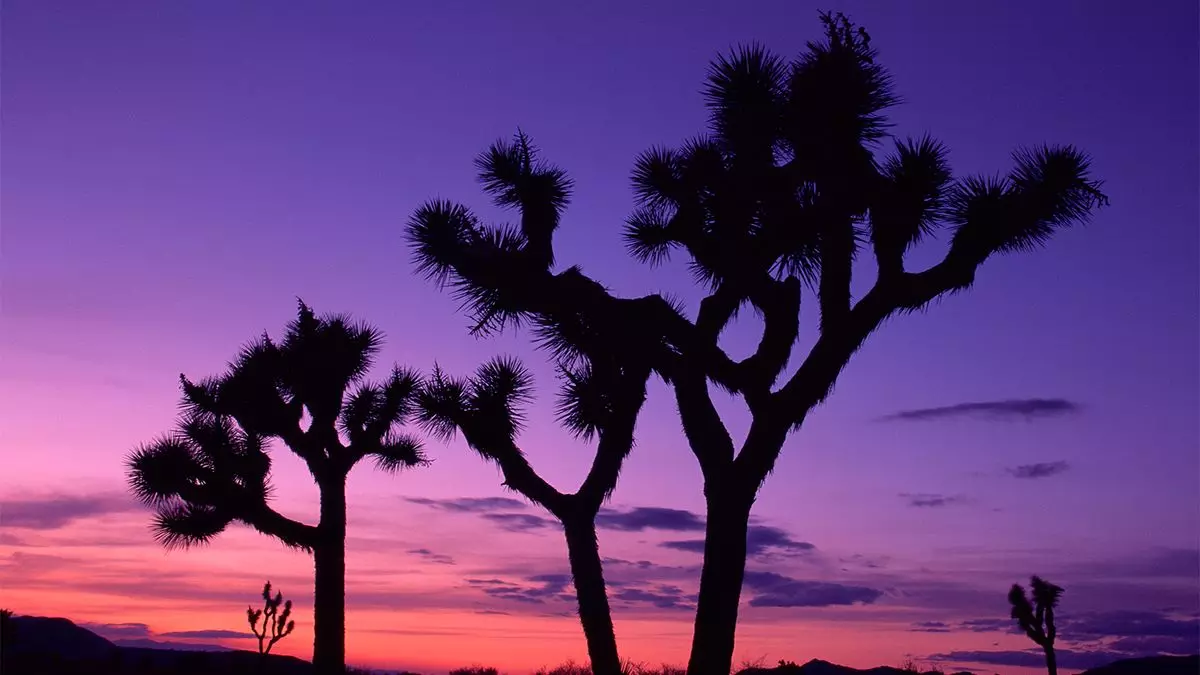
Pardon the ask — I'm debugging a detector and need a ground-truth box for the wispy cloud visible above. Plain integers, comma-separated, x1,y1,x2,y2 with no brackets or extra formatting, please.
159,629,255,639
930,649,1121,670
480,513,557,532
742,571,882,608
881,398,1080,422
899,493,968,508
1071,548,1200,580
596,507,705,532
662,525,814,560
957,618,1019,633
470,574,573,605
1007,461,1070,479
404,496,527,512
910,620,951,633
408,548,456,565
81,622,152,640
1066,609,1200,640
1,493,145,529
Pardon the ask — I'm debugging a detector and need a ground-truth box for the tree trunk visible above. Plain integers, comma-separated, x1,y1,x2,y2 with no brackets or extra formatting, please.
687,482,753,675
1043,644,1057,675
313,474,347,675
563,515,622,675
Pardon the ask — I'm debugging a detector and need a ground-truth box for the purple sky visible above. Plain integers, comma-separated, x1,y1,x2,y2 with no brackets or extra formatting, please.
3,1,1197,672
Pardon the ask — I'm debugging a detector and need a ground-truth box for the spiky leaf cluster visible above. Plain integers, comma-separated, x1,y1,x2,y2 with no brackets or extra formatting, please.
1009,575,1065,648
127,302,427,550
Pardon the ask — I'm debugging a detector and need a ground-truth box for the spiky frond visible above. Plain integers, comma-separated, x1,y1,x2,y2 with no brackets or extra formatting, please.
1030,576,1064,609
407,199,481,286
215,335,295,437
946,174,1013,258
623,205,679,266
1001,144,1106,252
341,366,422,446
340,383,382,444
126,437,205,507
872,135,953,262
1008,583,1036,627
554,362,610,440
786,11,896,162
631,146,684,208
415,366,471,442
471,356,535,438
475,130,572,269
950,146,1106,260
280,301,383,424
704,43,787,157
475,130,572,213
369,432,428,473
455,224,531,335
151,501,232,550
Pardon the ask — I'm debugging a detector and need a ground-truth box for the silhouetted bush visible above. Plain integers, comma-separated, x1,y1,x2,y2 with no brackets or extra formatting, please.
450,666,500,675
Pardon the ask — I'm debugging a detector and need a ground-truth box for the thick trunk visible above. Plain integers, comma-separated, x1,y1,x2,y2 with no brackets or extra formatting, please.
687,483,753,675
1043,644,1057,675
313,475,347,675
563,515,622,675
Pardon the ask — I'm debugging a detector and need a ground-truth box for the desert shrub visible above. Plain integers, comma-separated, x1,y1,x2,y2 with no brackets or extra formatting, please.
451,667,500,675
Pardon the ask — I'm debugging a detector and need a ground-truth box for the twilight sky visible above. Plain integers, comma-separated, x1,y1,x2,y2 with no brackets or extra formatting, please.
2,1,1197,673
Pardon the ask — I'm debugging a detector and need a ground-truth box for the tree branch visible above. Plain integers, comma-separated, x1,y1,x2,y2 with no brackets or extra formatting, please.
673,366,735,477
457,426,568,515
732,275,801,406
817,214,855,332
736,250,979,481
240,499,319,551
576,367,650,510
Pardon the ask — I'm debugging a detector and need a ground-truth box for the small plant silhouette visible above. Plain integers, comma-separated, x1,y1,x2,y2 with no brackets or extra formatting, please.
248,582,295,656
1009,576,1065,675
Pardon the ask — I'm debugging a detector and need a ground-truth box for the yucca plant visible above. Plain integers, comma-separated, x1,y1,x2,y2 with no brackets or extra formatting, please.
248,581,295,656
1009,576,1065,675
418,351,647,675
406,12,1105,675
127,302,427,675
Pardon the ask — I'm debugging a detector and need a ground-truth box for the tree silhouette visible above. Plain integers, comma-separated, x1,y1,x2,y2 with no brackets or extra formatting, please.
406,12,1105,675
417,353,648,675
248,581,296,656
1009,576,1065,675
126,302,427,675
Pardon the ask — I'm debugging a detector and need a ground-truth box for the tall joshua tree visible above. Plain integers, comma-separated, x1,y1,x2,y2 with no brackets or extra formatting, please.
1009,577,1065,675
412,131,668,675
407,13,1105,675
127,302,427,675
418,353,649,675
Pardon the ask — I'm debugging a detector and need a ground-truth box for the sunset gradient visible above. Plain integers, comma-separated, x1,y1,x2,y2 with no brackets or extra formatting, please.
2,2,1197,674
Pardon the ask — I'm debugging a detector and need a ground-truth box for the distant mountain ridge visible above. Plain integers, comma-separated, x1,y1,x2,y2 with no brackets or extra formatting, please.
741,659,971,675
3,614,1197,675
4,615,312,674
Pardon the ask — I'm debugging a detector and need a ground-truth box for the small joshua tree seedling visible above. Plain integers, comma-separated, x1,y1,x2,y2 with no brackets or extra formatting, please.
1009,576,1065,675
248,581,295,656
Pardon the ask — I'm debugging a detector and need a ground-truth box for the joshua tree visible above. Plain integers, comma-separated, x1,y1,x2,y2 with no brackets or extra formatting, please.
407,13,1105,675
417,353,648,675
249,581,296,656
1009,576,1065,675
126,302,427,675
